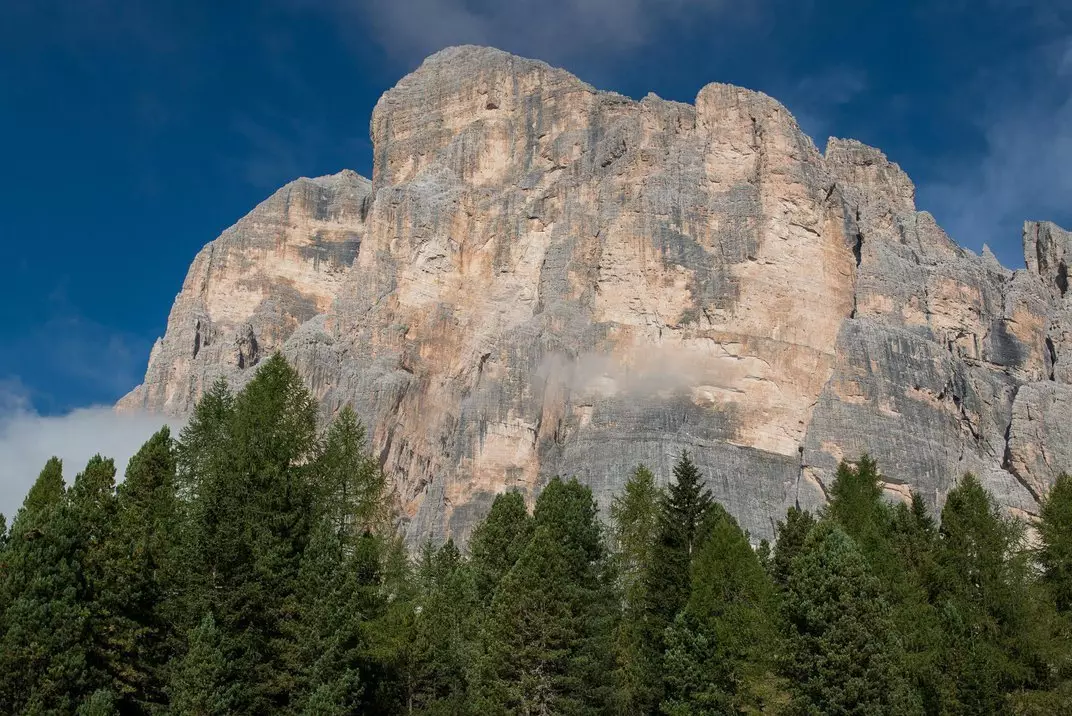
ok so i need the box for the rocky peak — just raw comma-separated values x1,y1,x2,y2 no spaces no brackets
122,47,1072,545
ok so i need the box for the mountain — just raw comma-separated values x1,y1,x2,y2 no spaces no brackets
120,45,1072,543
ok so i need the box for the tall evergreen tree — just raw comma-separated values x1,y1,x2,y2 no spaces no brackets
71,455,120,707
771,506,815,589
169,614,239,715
932,473,1046,714
782,522,918,715
644,452,713,629
281,520,367,714
1039,473,1072,614
0,459,89,714
316,405,391,542
610,465,663,715
96,428,180,713
407,539,474,714
475,478,617,715
664,505,784,713
179,354,322,713
10,456,65,534
467,491,533,605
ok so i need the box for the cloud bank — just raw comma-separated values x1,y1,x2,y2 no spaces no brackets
919,37,1072,265
307,0,735,64
0,397,184,522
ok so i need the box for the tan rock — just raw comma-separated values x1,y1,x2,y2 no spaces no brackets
121,46,1072,542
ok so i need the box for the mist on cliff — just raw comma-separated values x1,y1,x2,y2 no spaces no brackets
0,398,184,521
537,345,749,397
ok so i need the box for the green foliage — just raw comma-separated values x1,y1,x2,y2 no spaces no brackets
660,611,733,716
467,490,532,605
679,506,784,712
407,539,474,714
96,427,180,712
11,456,65,535
316,405,391,541
76,688,118,716
610,465,664,715
931,473,1047,713
782,522,918,715
771,505,815,589
475,478,617,715
644,451,714,631
1040,473,1072,613
169,614,239,715
8,355,1072,715
0,477,91,714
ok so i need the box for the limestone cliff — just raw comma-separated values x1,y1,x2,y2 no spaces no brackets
120,46,1072,543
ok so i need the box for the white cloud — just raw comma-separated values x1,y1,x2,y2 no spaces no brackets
917,39,1072,266
303,0,734,65
0,389,184,521
780,67,868,144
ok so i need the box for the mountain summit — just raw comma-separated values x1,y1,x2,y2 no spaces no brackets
120,46,1072,542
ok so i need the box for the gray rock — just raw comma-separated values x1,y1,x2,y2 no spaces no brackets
121,46,1072,545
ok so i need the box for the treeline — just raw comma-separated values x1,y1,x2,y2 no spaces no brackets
1,354,1071,715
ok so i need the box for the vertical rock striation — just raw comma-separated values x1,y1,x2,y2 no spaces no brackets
121,47,1072,543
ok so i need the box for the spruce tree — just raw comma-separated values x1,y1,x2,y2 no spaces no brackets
97,427,180,712
669,505,784,713
610,465,663,715
1039,473,1072,613
933,473,1045,713
169,614,239,715
316,405,390,542
179,354,322,712
0,459,90,714
660,611,732,716
771,506,815,589
644,451,713,629
10,456,65,533
475,478,617,714
408,539,474,714
467,491,532,605
782,522,918,715
282,520,367,714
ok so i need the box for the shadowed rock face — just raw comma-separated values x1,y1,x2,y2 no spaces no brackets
120,46,1072,543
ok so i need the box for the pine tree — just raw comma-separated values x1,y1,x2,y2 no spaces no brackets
408,539,474,714
70,455,120,706
771,506,815,589
644,452,713,628
782,522,918,715
282,520,367,714
1039,473,1072,613
610,465,663,715
933,473,1046,713
671,505,784,713
76,688,118,716
475,478,617,715
169,614,239,715
10,456,65,534
660,611,732,716
0,459,91,714
467,491,532,605
97,427,180,712
179,354,323,712
316,405,391,542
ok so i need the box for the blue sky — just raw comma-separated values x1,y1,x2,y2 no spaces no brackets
1,0,1070,416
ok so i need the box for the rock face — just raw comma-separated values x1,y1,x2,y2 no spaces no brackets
120,46,1072,543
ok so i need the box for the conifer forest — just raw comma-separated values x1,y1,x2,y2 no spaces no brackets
3,354,1072,715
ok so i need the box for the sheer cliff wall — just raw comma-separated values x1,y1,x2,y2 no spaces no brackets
120,47,1072,542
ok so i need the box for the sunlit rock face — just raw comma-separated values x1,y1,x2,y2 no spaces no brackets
120,46,1072,543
